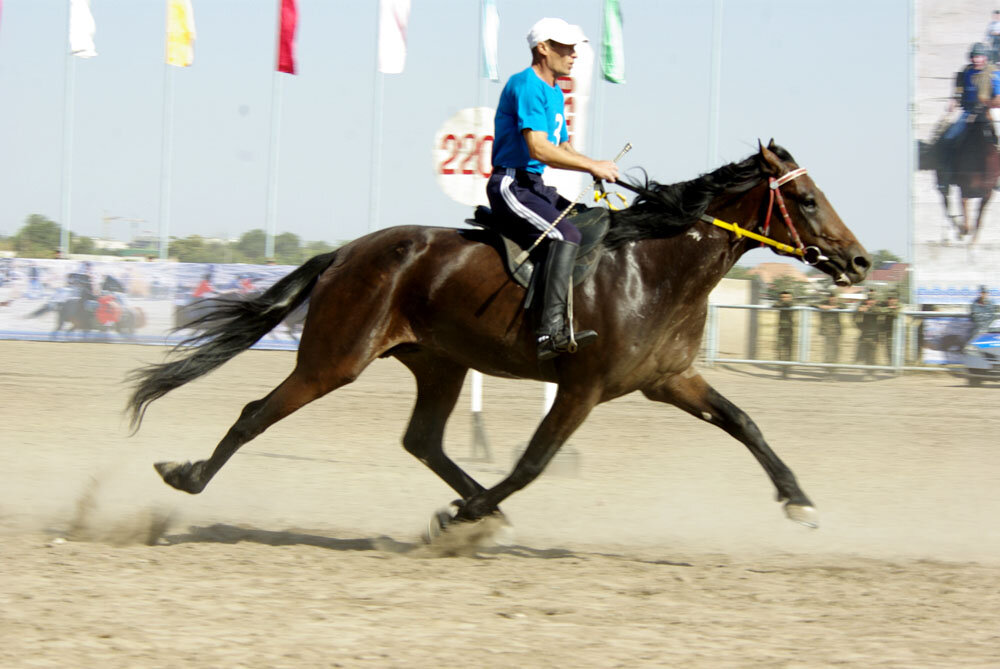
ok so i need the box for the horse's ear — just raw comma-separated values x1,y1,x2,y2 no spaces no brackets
758,139,783,175
767,138,777,150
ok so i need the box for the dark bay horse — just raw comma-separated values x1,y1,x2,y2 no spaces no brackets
921,113,1000,244
128,142,870,532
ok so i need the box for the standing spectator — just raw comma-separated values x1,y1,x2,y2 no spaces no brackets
970,285,997,338
854,292,881,373
879,294,902,367
816,293,842,376
775,290,795,379
987,10,1000,63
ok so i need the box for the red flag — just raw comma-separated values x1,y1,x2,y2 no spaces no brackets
277,0,297,74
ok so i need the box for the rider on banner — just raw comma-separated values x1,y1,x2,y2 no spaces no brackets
939,42,1000,185
487,17,620,361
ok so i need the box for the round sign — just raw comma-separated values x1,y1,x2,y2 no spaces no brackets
432,107,494,207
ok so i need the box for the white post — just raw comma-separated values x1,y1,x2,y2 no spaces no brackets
471,370,483,412
543,382,557,416
158,64,175,260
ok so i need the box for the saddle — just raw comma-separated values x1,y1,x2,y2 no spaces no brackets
462,206,610,295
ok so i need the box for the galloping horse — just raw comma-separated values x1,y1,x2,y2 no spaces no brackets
921,112,1000,244
128,142,870,533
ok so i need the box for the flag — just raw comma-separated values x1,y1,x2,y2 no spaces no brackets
481,0,499,81
69,0,97,58
277,0,298,74
378,0,411,74
166,0,196,67
601,0,625,84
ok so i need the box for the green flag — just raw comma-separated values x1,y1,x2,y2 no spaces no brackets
602,0,625,83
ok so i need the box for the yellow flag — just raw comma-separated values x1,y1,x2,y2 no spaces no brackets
166,0,196,67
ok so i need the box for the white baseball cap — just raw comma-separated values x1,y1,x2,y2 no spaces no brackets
527,18,588,49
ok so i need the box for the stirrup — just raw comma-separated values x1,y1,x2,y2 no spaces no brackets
536,329,598,361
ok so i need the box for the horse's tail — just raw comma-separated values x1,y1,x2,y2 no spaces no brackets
127,251,338,431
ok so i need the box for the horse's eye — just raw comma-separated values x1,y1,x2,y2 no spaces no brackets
801,196,817,211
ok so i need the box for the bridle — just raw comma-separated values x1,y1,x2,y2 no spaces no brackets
700,166,829,266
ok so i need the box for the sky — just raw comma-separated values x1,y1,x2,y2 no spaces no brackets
0,0,911,263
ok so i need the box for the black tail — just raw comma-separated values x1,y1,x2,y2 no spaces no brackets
126,251,338,431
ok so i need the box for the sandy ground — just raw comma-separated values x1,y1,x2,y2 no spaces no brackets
1,340,999,668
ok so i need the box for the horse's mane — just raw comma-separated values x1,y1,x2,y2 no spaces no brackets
603,145,796,249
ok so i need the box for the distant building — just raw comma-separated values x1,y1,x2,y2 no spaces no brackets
868,262,908,284
746,262,810,285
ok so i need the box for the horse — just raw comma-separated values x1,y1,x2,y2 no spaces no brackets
28,292,144,338
127,142,870,535
920,112,1000,244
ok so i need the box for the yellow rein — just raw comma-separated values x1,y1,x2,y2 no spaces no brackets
699,214,804,258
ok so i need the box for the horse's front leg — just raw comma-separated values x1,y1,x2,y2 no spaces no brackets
642,368,818,528
455,384,600,522
970,193,991,245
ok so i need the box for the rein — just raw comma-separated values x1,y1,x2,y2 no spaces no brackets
698,167,827,266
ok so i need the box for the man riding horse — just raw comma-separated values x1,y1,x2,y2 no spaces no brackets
938,42,1000,189
486,18,620,361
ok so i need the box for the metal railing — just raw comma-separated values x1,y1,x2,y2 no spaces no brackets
702,304,971,374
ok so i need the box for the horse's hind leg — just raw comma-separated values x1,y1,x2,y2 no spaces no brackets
155,361,366,494
397,353,486,499
642,369,817,528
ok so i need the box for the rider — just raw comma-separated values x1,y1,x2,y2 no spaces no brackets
486,17,620,361
939,42,1000,184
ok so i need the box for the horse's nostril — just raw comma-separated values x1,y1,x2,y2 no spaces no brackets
854,256,871,271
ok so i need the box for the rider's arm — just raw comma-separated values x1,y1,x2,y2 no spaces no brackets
522,130,619,181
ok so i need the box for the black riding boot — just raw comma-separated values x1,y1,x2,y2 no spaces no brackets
536,240,597,361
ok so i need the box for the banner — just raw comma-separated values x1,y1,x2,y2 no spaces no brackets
913,2,1000,305
481,0,499,81
277,0,297,74
69,0,97,58
166,0,196,68
378,0,411,74
601,0,625,84
0,258,302,351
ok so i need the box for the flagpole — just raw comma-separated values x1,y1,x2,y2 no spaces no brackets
368,56,384,232
59,5,76,257
265,70,283,259
265,0,286,260
707,0,723,169
158,63,175,260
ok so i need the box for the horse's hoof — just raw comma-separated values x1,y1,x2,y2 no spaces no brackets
154,461,203,494
421,504,514,548
784,502,819,529
422,502,461,544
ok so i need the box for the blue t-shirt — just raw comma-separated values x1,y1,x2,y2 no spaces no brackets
492,67,568,174
960,65,1000,111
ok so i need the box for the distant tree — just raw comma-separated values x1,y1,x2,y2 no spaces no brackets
273,232,301,265
169,235,228,263
71,235,96,255
235,229,267,262
14,215,61,257
871,249,902,267
725,265,753,280
766,275,809,301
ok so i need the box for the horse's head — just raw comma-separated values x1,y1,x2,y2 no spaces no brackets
757,141,871,286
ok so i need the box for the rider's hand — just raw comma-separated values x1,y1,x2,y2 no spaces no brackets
590,160,619,183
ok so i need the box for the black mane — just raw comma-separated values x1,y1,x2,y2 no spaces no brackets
603,145,796,248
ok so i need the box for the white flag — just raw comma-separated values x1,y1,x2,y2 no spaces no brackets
481,0,499,81
69,0,97,58
378,0,410,74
